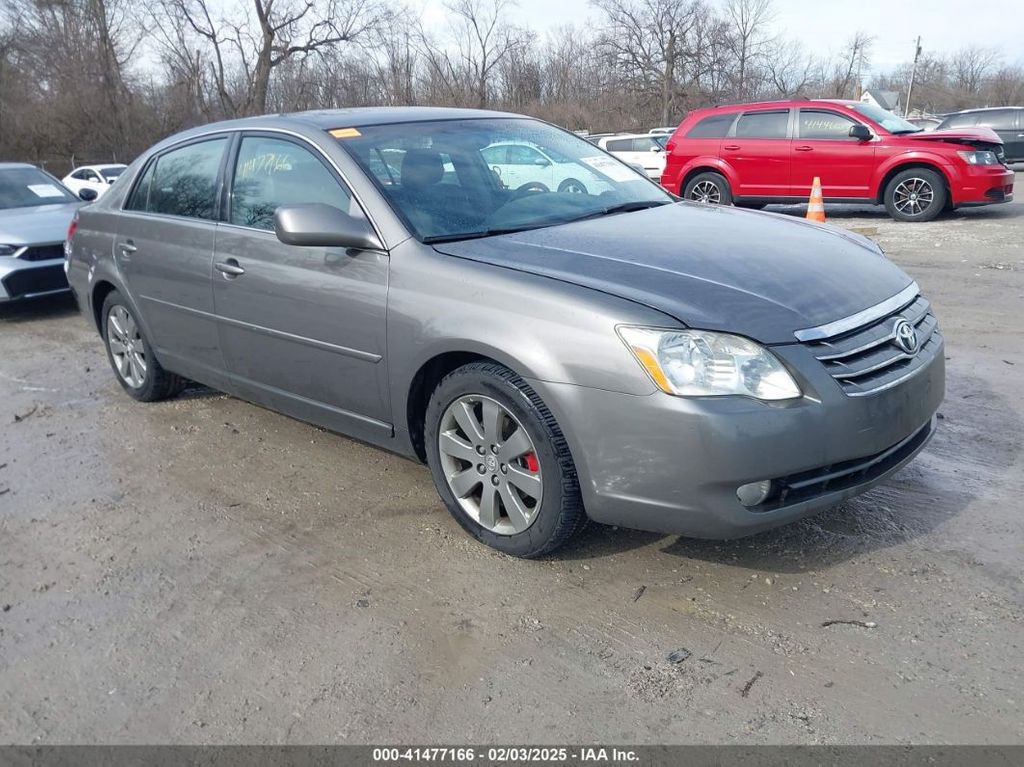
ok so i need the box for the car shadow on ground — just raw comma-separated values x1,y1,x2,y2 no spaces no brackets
0,293,79,322
557,371,1020,574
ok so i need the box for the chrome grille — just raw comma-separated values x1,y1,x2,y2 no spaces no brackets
804,294,942,397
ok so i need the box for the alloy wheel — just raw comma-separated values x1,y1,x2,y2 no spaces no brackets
107,305,147,389
892,177,934,217
437,394,543,535
690,180,721,204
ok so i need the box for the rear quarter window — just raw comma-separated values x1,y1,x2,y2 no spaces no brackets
974,110,1017,130
685,113,735,138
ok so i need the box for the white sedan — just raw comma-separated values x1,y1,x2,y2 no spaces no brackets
481,141,614,196
61,164,128,198
595,134,666,180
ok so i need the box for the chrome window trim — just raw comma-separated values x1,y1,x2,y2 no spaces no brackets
794,282,920,342
119,126,389,249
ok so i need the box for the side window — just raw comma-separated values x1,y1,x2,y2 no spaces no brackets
975,110,1015,130
71,169,88,180
481,146,507,165
125,159,157,212
735,110,789,139
139,138,228,220
686,113,735,138
799,110,859,140
231,135,353,231
85,170,100,182
943,113,977,129
506,145,545,165
605,139,632,151
631,137,661,151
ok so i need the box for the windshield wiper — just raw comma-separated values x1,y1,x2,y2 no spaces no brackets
562,199,672,224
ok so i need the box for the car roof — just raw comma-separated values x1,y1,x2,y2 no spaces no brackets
74,164,128,171
0,162,39,171
942,106,1023,114
691,98,865,115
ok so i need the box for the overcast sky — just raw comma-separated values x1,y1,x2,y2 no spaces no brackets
420,0,1022,77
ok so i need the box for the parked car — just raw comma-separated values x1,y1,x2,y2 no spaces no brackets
935,107,1024,163
595,133,666,180
662,99,1014,221
481,140,613,195
67,107,944,557
0,162,93,303
62,164,128,198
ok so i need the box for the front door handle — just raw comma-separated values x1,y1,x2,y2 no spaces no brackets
119,241,137,254
215,259,245,278
723,144,740,150
795,145,814,151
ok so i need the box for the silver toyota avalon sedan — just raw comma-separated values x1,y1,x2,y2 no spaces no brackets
66,108,944,557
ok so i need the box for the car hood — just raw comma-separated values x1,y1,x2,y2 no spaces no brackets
433,203,914,345
0,203,79,245
907,127,1002,145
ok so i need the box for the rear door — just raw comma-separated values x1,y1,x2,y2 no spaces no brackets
211,132,390,440
605,137,664,178
117,136,229,382
723,109,792,197
792,108,876,199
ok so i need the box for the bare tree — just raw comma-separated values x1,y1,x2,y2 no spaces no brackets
822,31,872,99
722,0,773,100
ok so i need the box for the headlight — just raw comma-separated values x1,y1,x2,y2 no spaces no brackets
618,327,801,401
957,150,999,166
0,244,19,257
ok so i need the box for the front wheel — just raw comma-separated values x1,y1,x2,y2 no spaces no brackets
558,178,588,194
425,362,585,558
683,171,733,205
883,168,946,222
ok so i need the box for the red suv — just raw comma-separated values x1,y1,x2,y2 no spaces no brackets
661,99,1015,221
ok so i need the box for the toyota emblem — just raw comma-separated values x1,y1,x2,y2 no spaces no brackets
893,318,919,355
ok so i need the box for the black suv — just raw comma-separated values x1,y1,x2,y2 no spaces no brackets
937,107,1024,163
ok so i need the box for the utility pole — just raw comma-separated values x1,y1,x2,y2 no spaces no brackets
905,36,922,117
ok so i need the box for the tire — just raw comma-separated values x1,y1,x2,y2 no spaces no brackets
514,182,548,195
735,202,766,210
558,178,588,194
883,168,946,222
425,362,585,558
683,171,732,205
101,290,184,402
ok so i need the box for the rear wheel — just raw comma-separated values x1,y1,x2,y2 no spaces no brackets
425,362,585,558
558,178,588,194
101,290,184,402
683,171,732,205
883,168,946,222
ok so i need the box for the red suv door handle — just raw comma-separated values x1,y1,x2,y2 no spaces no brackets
795,145,814,151
723,144,740,150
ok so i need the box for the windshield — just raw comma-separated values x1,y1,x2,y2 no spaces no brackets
0,167,78,209
851,103,922,134
339,118,672,242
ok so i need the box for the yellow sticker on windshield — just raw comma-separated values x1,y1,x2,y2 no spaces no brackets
329,127,362,138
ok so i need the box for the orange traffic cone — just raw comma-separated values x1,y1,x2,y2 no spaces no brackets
806,177,826,223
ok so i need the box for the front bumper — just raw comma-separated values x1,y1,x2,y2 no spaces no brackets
530,335,945,539
0,252,70,302
948,164,1014,206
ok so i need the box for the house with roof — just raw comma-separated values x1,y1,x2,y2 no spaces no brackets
861,89,903,115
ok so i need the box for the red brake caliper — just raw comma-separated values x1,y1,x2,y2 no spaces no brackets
523,452,539,473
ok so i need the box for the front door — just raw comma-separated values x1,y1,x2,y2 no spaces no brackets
116,136,229,382
211,133,390,441
792,109,876,200
723,109,792,197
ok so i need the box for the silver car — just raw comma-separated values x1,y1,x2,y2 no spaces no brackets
66,108,944,557
0,163,92,303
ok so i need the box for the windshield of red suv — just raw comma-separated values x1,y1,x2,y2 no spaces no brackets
851,103,922,134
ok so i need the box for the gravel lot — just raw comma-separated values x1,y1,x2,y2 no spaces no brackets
2,179,1022,744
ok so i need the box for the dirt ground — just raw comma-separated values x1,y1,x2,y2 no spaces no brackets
2,179,1022,745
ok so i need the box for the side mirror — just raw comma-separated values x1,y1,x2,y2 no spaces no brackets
78,187,98,202
274,204,383,251
849,124,872,141
532,157,551,167
650,146,662,152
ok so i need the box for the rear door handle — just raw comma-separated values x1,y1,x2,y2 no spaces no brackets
795,145,814,151
119,241,137,254
215,259,245,278
723,144,740,150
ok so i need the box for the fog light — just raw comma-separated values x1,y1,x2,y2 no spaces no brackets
737,480,772,508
